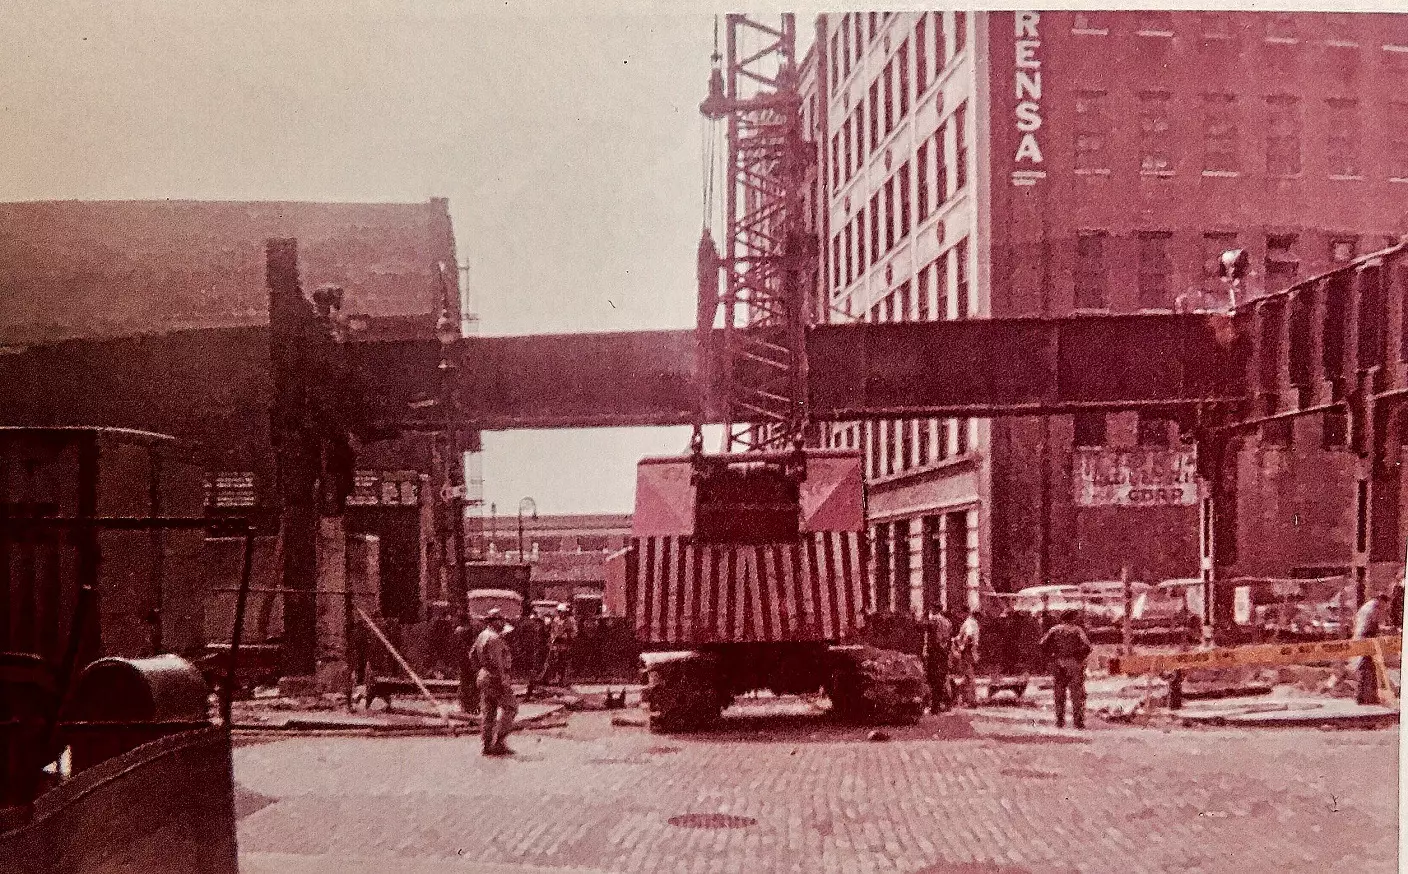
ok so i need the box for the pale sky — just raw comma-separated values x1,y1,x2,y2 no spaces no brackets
0,1,723,514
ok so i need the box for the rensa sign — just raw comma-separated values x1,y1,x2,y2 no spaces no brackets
1073,450,1198,508
1012,11,1046,186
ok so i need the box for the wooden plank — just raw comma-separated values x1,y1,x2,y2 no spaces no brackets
1107,635,1403,675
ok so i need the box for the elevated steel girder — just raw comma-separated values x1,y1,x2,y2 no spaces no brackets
446,314,1245,431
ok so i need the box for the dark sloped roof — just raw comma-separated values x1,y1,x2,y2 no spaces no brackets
0,198,456,344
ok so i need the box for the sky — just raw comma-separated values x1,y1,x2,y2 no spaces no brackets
0,1,725,515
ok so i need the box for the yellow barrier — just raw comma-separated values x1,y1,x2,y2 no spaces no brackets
1107,635,1403,676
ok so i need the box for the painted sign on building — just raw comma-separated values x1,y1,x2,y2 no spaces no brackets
1073,449,1197,507
347,470,421,507
1011,11,1046,187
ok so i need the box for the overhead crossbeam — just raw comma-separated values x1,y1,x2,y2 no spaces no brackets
449,314,1244,430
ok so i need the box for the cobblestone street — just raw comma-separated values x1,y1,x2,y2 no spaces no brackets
234,704,1399,874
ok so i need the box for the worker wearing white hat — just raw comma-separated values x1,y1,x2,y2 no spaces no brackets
471,608,519,755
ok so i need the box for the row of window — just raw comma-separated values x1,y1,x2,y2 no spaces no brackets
827,417,976,481
1071,10,1406,45
1074,410,1353,451
1076,92,1408,179
828,11,967,98
830,116,969,295
871,510,976,616
1076,230,1369,311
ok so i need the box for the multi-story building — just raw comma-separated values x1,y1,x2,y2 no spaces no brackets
800,11,1408,615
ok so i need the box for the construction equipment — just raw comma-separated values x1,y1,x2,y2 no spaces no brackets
606,16,926,732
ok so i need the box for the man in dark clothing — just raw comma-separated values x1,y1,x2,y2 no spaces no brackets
538,605,578,688
1040,611,1093,729
922,610,953,713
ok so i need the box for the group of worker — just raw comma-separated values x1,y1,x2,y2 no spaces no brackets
921,608,1093,729
459,604,579,756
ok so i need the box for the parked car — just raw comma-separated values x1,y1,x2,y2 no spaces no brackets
465,589,525,622
1012,585,1086,616
1132,579,1198,628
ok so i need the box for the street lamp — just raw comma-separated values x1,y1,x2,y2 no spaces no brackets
437,263,470,620
517,497,538,564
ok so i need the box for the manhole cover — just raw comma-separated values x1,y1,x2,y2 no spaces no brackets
668,813,757,829
1000,767,1058,780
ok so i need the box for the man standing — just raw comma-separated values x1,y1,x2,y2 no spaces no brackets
955,609,981,707
1040,610,1093,729
472,609,520,755
538,604,578,688
922,610,953,713
1352,591,1386,706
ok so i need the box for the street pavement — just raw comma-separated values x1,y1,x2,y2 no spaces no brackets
234,699,1399,874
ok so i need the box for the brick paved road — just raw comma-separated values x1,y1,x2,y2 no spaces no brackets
235,704,1399,874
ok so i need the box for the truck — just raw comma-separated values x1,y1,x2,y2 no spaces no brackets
605,449,927,732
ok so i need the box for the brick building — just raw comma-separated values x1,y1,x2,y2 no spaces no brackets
799,11,1408,614
0,198,472,623
475,513,631,602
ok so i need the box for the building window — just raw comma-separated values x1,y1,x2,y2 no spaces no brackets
1137,11,1173,35
1074,231,1109,310
1266,95,1301,177
916,16,928,96
955,417,969,454
1073,11,1109,34
1137,413,1172,447
918,419,931,466
1202,231,1239,278
883,60,895,136
936,417,950,459
884,177,896,252
1139,91,1173,173
831,233,841,291
901,419,914,470
934,12,947,69
870,194,881,265
830,133,840,188
883,293,895,323
955,240,970,319
856,205,868,272
955,102,969,191
840,15,851,80
856,99,867,166
898,161,912,240
917,142,930,220
868,82,880,154
1391,103,1408,180
898,41,910,120
936,256,950,321
934,126,949,202
1200,12,1231,39
885,420,896,475
918,264,930,322
868,422,880,479
1202,93,1237,173
843,222,854,287
868,12,878,45
1330,236,1358,265
1074,91,1109,171
1327,99,1361,177
855,13,864,63
1137,231,1173,309
1265,233,1299,289
955,11,967,57
898,280,912,322
842,119,853,182
1074,413,1107,447
830,31,840,89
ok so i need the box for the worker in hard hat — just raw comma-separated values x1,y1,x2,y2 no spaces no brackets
538,603,578,689
471,608,519,755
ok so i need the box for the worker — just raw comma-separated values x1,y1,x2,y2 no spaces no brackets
922,609,953,713
471,609,519,755
1352,590,1387,706
1040,610,1093,729
955,609,981,707
538,604,578,688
